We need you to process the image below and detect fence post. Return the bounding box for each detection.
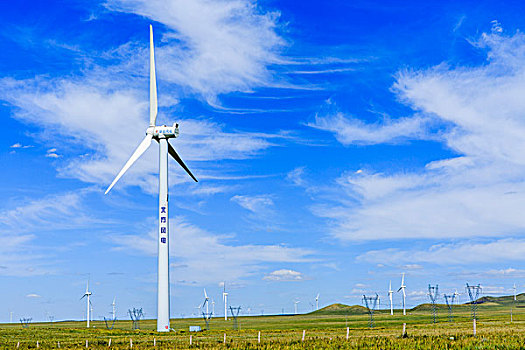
[189,335,192,345]
[346,327,349,340]
[153,338,156,347]
[57,341,60,348]
[86,339,88,348]
[402,323,406,337]
[16,342,20,348]
[302,330,306,342]
[130,338,133,348]
[473,319,476,336]
[223,333,227,343]
[108,338,112,347]
[36,341,39,348]
[258,331,261,343]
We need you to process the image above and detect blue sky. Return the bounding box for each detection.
[2,0,525,322]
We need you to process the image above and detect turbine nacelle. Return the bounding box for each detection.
[147,123,180,139]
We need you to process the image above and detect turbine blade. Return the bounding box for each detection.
[105,134,153,194]
[167,141,198,182]
[149,25,158,127]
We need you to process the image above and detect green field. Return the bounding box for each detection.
[2,295,525,349]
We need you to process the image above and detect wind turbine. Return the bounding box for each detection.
[388,281,394,315]
[80,281,92,328]
[294,300,300,314]
[111,297,116,320]
[222,282,228,321]
[104,25,198,332]
[212,299,215,316]
[397,273,406,316]
[513,283,517,301]
[453,289,461,305]
[315,293,320,311]
[202,288,210,315]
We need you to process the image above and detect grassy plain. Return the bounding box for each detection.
[1,295,524,349]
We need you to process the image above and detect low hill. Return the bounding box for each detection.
[309,303,368,315]
[476,293,525,305]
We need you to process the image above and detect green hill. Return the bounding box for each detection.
[310,303,368,315]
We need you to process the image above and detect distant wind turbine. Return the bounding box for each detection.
[80,280,92,328]
[294,300,300,315]
[222,282,228,321]
[397,273,406,316]
[315,293,320,311]
[388,281,394,315]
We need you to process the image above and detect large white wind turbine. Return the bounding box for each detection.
[397,273,406,316]
[80,281,92,328]
[388,281,394,315]
[104,25,198,332]
[315,293,320,311]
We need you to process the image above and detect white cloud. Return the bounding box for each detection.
[310,109,429,145]
[0,189,101,276]
[0,189,99,233]
[25,294,41,298]
[105,0,285,101]
[110,217,313,284]
[10,143,32,149]
[313,31,525,242]
[230,194,274,212]
[358,239,525,265]
[286,167,306,186]
[263,269,305,282]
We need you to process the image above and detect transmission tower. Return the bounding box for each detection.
[443,293,455,322]
[466,283,482,320]
[362,294,379,328]
[104,317,116,329]
[428,284,439,324]
[20,318,32,328]
[128,308,144,330]
[229,306,242,330]
[202,311,212,330]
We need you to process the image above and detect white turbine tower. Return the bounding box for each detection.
[80,281,92,328]
[104,25,198,332]
[315,293,320,311]
[397,273,406,316]
[222,283,228,321]
[388,281,394,315]
[513,283,517,301]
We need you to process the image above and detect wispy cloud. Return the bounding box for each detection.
[263,269,305,282]
[230,194,274,213]
[313,31,525,242]
[110,217,314,284]
[10,143,33,149]
[309,102,429,146]
[358,239,525,265]
[105,0,285,101]
[25,293,41,298]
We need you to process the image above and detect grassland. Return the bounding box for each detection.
[1,295,524,349]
